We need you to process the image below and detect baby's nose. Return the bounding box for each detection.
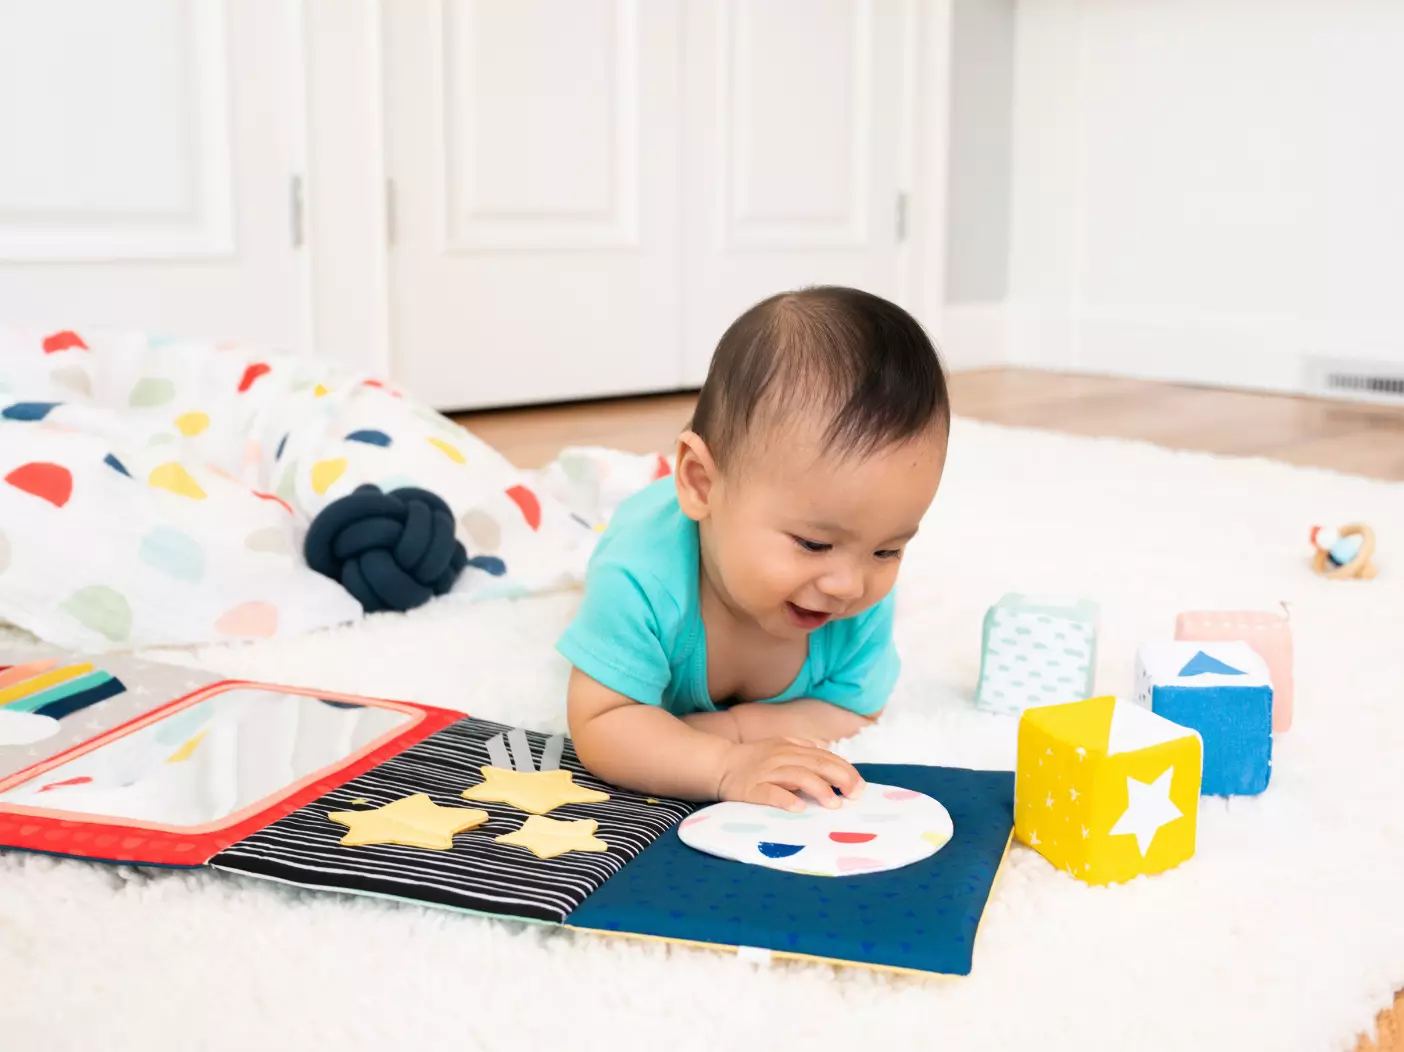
[819,568,865,602]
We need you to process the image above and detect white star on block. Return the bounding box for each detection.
[1045,792,1054,808]
[1108,767,1182,857]
[1069,787,1079,801]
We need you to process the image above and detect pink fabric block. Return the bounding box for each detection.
[1174,610,1293,731]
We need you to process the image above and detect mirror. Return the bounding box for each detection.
[0,688,411,827]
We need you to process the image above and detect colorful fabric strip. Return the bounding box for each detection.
[3,670,112,714]
[34,676,125,720]
[0,659,60,690]
[0,664,93,707]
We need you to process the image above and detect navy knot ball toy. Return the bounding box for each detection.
[305,484,469,613]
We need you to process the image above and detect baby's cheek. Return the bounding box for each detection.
[766,557,809,597]
[866,561,903,603]
[742,541,804,598]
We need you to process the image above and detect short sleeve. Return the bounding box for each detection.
[809,593,900,716]
[555,560,675,706]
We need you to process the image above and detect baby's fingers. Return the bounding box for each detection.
[748,783,805,813]
[775,744,865,801]
[770,766,844,809]
[810,753,865,800]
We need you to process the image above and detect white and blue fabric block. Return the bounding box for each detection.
[1133,641,1273,797]
[974,595,1099,715]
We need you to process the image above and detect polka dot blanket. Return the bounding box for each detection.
[0,327,639,652]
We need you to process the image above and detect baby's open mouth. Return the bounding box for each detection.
[785,602,832,630]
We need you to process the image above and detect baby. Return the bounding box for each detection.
[557,286,949,811]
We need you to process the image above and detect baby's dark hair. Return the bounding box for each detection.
[689,286,949,468]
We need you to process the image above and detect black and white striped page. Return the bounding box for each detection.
[211,717,694,923]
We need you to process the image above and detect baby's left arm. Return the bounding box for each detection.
[689,699,878,745]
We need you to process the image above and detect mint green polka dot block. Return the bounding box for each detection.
[974,594,1100,715]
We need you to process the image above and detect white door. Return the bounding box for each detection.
[0,0,311,351]
[381,0,684,411]
[680,0,912,384]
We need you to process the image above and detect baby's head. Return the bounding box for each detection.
[676,286,949,640]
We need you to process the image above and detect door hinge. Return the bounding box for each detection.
[289,174,305,248]
[895,191,909,243]
[386,178,397,246]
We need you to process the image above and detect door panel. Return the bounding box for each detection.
[681,0,910,384]
[382,0,683,411]
[0,0,311,351]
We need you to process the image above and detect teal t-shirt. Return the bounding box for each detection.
[555,478,899,717]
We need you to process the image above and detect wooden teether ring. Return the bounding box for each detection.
[1313,523,1377,580]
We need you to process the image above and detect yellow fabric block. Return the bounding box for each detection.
[1015,696,1201,885]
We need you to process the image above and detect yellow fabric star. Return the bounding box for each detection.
[495,816,609,859]
[328,794,488,850]
[460,766,609,815]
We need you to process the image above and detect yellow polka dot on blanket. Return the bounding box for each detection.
[311,457,347,495]
[148,462,207,500]
[427,437,466,464]
[313,384,329,398]
[174,411,209,437]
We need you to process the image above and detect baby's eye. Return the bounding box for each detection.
[875,548,903,561]
[792,535,832,554]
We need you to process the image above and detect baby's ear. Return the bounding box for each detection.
[674,431,716,521]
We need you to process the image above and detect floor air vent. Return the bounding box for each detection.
[1303,356,1404,404]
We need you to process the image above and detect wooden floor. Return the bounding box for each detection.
[1361,995,1404,1052]
[457,369,1404,480]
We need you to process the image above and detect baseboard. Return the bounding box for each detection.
[934,303,1009,369]
[998,304,1404,401]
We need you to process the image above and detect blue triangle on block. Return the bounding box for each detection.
[1178,650,1245,677]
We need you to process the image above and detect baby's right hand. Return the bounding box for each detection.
[716,738,865,812]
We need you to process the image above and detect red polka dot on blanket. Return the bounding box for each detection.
[237,362,271,393]
[42,331,88,354]
[505,484,541,531]
[4,462,73,507]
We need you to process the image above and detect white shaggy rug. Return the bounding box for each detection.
[1,418,1402,1052]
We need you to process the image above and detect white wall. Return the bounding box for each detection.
[945,0,1014,305]
[1005,0,1404,392]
